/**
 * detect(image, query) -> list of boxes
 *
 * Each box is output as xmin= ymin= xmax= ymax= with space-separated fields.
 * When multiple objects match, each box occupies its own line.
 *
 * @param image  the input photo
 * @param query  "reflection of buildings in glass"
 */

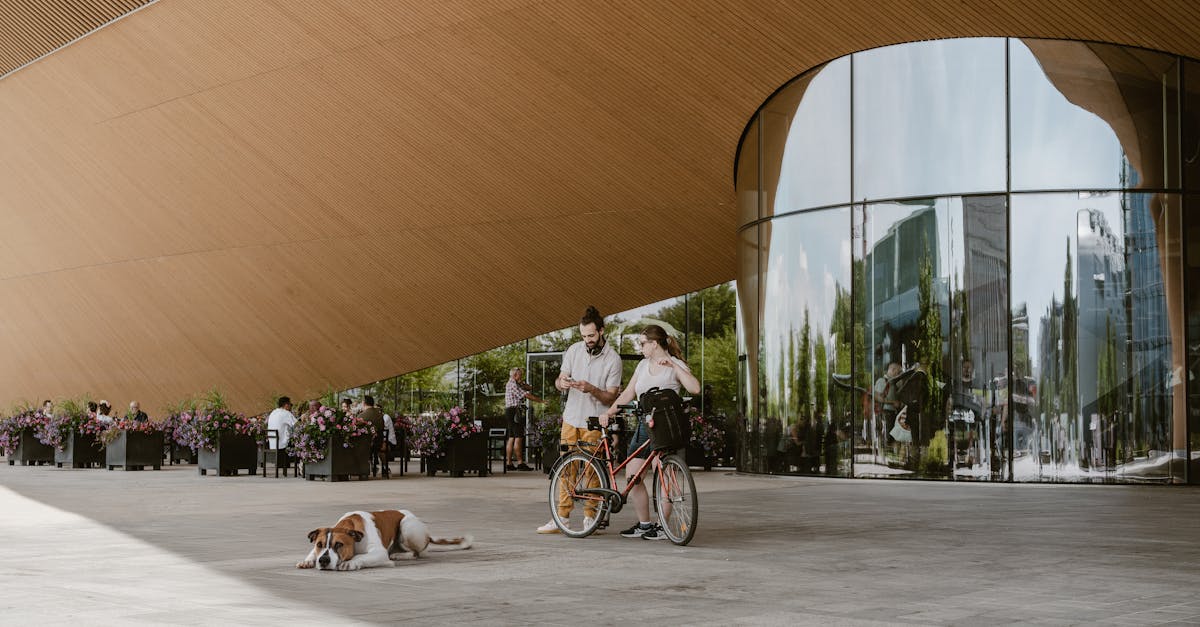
xmin=1076 ymin=207 xmax=1127 ymax=418
xmin=961 ymin=196 xmax=1008 ymax=383
xmin=1123 ymin=192 xmax=1173 ymax=454
xmin=1076 ymin=207 xmax=1127 ymax=470
xmin=864 ymin=204 xmax=944 ymax=367
xmin=1037 ymin=299 xmax=1066 ymax=465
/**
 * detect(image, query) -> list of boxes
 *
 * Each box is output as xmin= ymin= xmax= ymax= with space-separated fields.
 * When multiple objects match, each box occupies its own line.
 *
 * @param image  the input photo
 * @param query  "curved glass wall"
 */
xmin=738 ymin=38 xmax=1198 ymax=483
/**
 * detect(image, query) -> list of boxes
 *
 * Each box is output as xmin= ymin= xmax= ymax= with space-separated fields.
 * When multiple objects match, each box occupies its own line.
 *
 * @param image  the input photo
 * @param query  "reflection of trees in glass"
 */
xmin=1061 ymin=239 xmax=1079 ymax=424
xmin=829 ymin=282 xmax=856 ymax=426
xmin=917 ymin=238 xmax=944 ymax=413
xmin=814 ymin=336 xmax=828 ymax=422
xmin=798 ymin=310 xmax=812 ymax=421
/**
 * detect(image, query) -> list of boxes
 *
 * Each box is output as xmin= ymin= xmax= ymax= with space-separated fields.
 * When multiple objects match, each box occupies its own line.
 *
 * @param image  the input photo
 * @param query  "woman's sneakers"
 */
xmin=619 ymin=522 xmax=657 ymax=538
xmin=640 ymin=524 xmax=668 ymax=540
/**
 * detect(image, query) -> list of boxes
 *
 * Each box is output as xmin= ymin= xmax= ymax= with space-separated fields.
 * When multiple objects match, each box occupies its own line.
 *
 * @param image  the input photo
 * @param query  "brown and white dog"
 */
xmin=297 ymin=509 xmax=472 ymax=571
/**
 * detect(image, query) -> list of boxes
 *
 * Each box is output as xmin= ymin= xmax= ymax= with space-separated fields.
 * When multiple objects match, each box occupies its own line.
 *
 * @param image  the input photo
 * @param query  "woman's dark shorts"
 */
xmin=627 ymin=421 xmax=652 ymax=459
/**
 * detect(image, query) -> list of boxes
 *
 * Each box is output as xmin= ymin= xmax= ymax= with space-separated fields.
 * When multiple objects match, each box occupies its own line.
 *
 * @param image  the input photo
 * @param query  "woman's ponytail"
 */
xmin=666 ymin=336 xmax=683 ymax=359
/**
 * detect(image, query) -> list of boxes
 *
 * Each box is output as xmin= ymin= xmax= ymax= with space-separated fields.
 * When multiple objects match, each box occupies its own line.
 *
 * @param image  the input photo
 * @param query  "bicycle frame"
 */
xmin=567 ymin=421 xmax=665 ymax=512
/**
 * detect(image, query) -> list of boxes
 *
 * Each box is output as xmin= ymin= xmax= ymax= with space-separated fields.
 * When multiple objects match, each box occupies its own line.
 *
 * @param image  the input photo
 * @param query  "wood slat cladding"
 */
xmin=0 ymin=0 xmax=152 ymax=78
xmin=1 ymin=0 xmax=1199 ymax=413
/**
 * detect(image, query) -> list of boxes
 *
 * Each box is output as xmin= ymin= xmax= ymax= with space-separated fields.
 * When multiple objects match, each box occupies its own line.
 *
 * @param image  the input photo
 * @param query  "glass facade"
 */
xmin=737 ymin=38 xmax=1199 ymax=483
xmin=339 ymin=283 xmax=741 ymax=464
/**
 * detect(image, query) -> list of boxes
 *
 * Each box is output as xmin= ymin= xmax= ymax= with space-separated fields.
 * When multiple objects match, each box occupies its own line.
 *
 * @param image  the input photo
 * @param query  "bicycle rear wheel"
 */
xmin=651 ymin=453 xmax=698 ymax=545
xmin=548 ymin=452 xmax=610 ymax=538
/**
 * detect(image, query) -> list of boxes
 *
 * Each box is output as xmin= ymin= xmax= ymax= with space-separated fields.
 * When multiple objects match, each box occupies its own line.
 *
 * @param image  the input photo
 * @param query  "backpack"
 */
xmin=640 ymin=387 xmax=690 ymax=451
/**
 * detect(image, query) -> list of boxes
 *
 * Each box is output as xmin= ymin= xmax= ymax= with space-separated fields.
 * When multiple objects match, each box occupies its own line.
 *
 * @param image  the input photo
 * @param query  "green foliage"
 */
xmin=814 ymin=338 xmax=828 ymax=422
xmin=8 ymin=399 xmax=34 ymax=416
xmin=798 ymin=309 xmax=812 ymax=421
xmin=58 ymin=396 xmax=93 ymax=420
xmin=198 ymin=388 xmax=228 ymax=412
xmin=916 ymin=238 xmax=944 ymax=412
xmin=921 ymin=430 xmax=949 ymax=474
xmin=698 ymin=330 xmax=738 ymax=416
xmin=652 ymin=283 xmax=737 ymax=340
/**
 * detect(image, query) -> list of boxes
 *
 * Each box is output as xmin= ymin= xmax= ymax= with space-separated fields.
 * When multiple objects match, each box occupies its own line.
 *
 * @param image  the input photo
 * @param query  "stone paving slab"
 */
xmin=1 ymin=462 xmax=1198 ymax=625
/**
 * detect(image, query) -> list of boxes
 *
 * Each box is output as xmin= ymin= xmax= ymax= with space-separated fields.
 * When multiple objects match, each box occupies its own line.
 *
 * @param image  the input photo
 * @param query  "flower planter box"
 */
xmin=540 ymin=439 xmax=561 ymax=474
xmin=9 ymin=431 xmax=54 ymax=466
xmin=686 ymin=444 xmax=714 ymax=471
xmin=304 ymin=434 xmax=372 ymax=482
xmin=198 ymin=433 xmax=259 ymax=476
xmin=426 ymin=433 xmax=489 ymax=477
xmin=55 ymin=430 xmax=105 ymax=468
xmin=106 ymin=430 xmax=163 ymax=470
xmin=167 ymin=442 xmax=196 ymax=465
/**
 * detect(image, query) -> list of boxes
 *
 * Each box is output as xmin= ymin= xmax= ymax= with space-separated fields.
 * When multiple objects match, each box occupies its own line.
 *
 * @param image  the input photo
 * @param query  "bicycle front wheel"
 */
xmin=548 ymin=452 xmax=610 ymax=538
xmin=651 ymin=453 xmax=698 ymax=545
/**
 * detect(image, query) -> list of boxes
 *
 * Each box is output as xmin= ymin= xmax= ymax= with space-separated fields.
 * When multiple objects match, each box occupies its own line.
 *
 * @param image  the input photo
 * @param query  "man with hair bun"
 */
xmin=536 ymin=305 xmax=622 ymax=534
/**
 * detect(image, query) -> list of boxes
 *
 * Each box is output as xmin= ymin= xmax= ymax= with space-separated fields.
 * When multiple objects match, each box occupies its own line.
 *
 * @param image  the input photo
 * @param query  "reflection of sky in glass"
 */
xmin=1009 ymin=41 xmax=1125 ymax=190
xmin=1010 ymin=192 xmax=1123 ymax=377
xmin=773 ymin=57 xmax=850 ymax=212
xmin=853 ymin=38 xmax=1006 ymax=200
xmin=761 ymin=208 xmax=850 ymax=397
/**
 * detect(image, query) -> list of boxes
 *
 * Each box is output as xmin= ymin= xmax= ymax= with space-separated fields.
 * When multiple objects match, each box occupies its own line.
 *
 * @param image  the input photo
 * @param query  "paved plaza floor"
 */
xmin=1 ymin=459 xmax=1198 ymax=626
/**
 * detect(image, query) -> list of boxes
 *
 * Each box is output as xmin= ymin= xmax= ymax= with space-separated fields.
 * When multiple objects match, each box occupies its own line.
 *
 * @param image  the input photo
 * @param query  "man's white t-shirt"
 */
xmin=560 ymin=340 xmax=622 ymax=429
xmin=266 ymin=407 xmax=298 ymax=449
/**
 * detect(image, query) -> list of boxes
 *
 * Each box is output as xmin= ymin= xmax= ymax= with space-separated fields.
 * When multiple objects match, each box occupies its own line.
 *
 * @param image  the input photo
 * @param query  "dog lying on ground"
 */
xmin=297 ymin=509 xmax=472 ymax=571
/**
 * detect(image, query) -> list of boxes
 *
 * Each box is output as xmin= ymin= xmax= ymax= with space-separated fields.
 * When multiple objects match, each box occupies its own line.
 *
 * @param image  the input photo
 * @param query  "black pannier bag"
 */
xmin=640 ymin=387 xmax=690 ymax=451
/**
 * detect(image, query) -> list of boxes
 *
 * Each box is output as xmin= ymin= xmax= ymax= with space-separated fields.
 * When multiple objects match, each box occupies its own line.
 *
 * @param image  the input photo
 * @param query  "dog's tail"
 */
xmin=426 ymin=534 xmax=473 ymax=551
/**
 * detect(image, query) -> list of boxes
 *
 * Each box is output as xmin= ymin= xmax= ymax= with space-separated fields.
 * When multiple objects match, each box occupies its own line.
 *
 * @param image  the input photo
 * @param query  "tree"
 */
xmin=916 ymin=238 xmax=944 ymax=420
xmin=798 ymin=309 xmax=812 ymax=421
xmin=814 ymin=336 xmax=828 ymax=423
xmin=654 ymin=282 xmax=737 ymax=344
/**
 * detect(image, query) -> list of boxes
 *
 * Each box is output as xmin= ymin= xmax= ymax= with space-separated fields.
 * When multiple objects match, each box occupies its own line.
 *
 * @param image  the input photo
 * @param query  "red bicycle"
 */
xmin=548 ymin=398 xmax=698 ymax=545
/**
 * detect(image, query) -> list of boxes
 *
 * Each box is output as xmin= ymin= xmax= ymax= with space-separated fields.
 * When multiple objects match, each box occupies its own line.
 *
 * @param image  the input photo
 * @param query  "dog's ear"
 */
xmin=307 ymin=528 xmax=323 ymax=543
xmin=348 ymin=530 xmax=364 ymax=542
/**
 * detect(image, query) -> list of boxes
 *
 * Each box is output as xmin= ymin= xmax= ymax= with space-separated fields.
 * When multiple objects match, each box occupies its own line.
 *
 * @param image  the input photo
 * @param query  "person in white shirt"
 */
xmin=537 ymin=306 xmax=622 ymax=534
xmin=601 ymin=324 xmax=700 ymax=540
xmin=95 ymin=400 xmax=116 ymax=423
xmin=266 ymin=396 xmax=298 ymax=449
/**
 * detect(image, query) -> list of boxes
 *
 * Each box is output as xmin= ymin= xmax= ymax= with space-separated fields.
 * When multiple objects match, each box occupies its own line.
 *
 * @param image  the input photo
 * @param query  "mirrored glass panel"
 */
xmin=1186 ymin=195 xmax=1200 ymax=483
xmin=1010 ymin=192 xmax=1183 ymax=482
xmin=853 ymin=38 xmax=1006 ymax=201
xmin=737 ymin=225 xmax=762 ymax=471
xmin=1010 ymin=40 xmax=1180 ymax=192
xmin=759 ymin=207 xmax=852 ymax=476
xmin=1184 ymin=61 xmax=1200 ymax=191
xmin=857 ymin=196 xmax=1008 ymax=479
xmin=762 ymin=58 xmax=851 ymax=216
xmin=737 ymin=116 xmax=761 ymax=227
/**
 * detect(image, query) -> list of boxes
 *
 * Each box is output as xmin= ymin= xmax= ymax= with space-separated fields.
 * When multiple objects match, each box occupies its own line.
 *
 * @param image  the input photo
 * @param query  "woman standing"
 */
xmin=600 ymin=325 xmax=699 ymax=540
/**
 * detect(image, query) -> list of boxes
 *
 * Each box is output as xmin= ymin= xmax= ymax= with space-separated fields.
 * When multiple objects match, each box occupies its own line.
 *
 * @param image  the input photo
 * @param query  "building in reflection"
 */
xmin=736 ymin=37 xmax=1199 ymax=483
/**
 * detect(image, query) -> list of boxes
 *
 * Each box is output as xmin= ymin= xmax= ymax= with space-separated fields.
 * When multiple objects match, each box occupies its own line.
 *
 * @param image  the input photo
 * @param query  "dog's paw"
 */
xmin=336 ymin=561 xmax=362 ymax=571
xmin=297 ymin=560 xmax=315 ymax=569
xmin=389 ymin=551 xmax=412 ymax=561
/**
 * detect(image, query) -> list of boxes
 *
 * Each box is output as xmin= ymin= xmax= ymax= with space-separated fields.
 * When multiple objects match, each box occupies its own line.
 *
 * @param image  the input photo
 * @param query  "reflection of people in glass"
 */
xmin=947 ymin=358 xmax=983 ymax=468
xmin=872 ymin=362 xmax=902 ymax=460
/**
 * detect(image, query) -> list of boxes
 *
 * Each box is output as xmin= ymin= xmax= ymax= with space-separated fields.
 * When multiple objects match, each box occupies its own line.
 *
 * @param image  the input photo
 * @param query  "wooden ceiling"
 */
xmin=2 ymin=0 xmax=1198 ymax=414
